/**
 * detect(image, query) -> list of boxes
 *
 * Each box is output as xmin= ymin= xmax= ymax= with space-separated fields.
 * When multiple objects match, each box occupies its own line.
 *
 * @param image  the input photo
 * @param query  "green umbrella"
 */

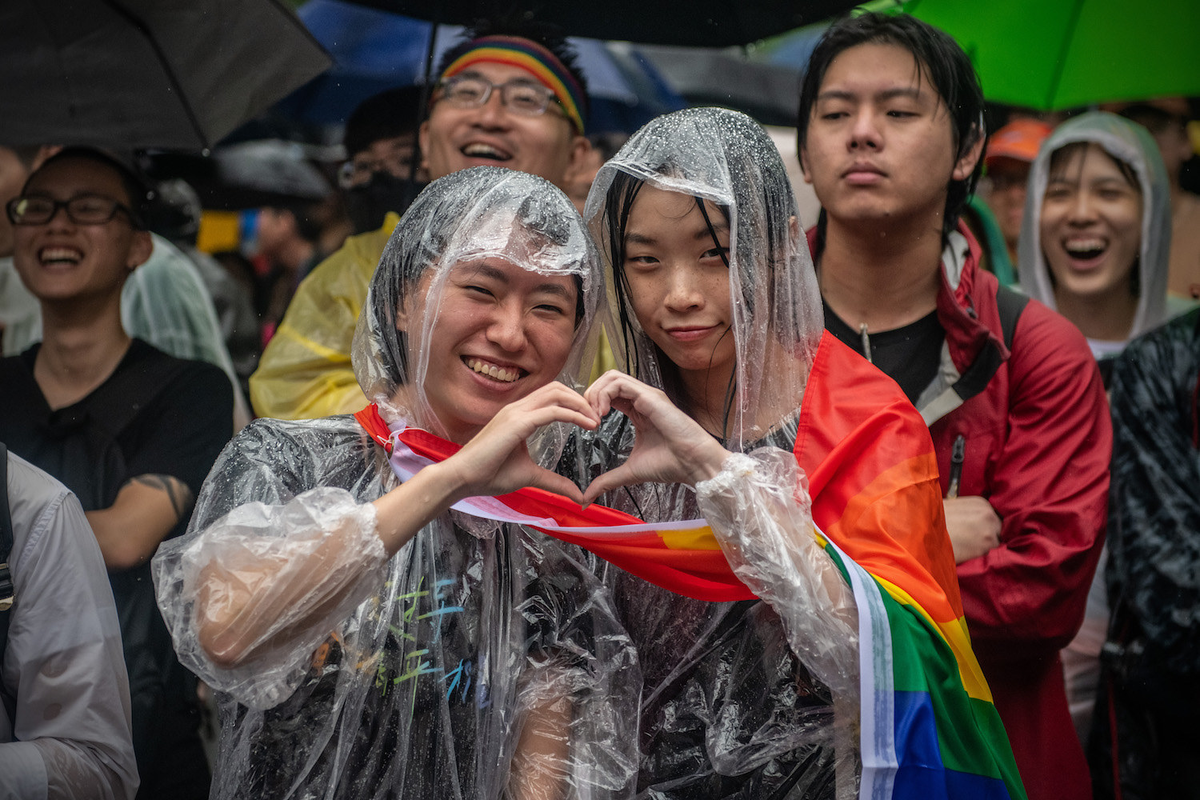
xmin=903 ymin=0 xmax=1200 ymax=110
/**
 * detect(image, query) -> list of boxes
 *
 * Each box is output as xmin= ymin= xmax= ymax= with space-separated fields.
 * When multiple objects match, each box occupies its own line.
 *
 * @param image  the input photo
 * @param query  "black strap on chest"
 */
xmin=0 ymin=442 xmax=14 ymax=674
xmin=948 ymin=284 xmax=1029 ymax=404
xmin=995 ymin=284 xmax=1029 ymax=352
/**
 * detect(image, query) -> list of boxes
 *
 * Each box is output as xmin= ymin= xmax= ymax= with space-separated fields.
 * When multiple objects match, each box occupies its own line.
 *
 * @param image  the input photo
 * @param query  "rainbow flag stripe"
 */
xmin=357 ymin=409 xmax=751 ymax=602
xmin=354 ymin=332 xmax=1025 ymax=799
xmin=794 ymin=334 xmax=1025 ymax=799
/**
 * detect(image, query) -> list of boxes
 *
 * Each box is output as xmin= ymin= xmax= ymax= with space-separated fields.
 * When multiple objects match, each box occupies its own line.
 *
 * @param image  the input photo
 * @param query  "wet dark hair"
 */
xmin=28 ymin=147 xmax=152 ymax=229
xmin=434 ymin=19 xmax=590 ymax=122
xmin=344 ymin=86 xmax=424 ymax=159
xmin=602 ymin=170 xmax=740 ymax=428
xmin=797 ymin=12 xmax=985 ymax=243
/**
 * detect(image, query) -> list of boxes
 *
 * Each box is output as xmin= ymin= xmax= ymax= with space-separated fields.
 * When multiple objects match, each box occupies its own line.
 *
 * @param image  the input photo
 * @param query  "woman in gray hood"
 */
xmin=1018 ymin=110 xmax=1185 ymax=370
xmin=1017 ymin=110 xmax=1194 ymax=753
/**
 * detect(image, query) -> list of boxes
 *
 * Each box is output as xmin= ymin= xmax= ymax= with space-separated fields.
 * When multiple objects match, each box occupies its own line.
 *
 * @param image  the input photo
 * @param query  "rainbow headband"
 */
xmin=441 ymin=35 xmax=586 ymax=134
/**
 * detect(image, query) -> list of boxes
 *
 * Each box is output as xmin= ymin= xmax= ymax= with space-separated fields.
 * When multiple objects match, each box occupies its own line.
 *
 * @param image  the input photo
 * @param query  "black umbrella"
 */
xmin=343 ymin=0 xmax=863 ymax=47
xmin=632 ymin=44 xmax=803 ymax=126
xmin=146 ymin=140 xmax=334 ymax=210
xmin=0 ymin=0 xmax=333 ymax=151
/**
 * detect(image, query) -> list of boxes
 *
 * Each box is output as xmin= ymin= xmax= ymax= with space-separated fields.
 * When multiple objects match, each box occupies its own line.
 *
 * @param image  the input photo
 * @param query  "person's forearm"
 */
xmin=697 ymin=449 xmax=860 ymax=701
xmin=370 ymin=460 xmax=470 ymax=556
xmin=193 ymin=460 xmax=468 ymax=669
xmin=85 ymin=477 xmax=187 ymax=570
xmin=956 ymin=518 xmax=1104 ymax=654
xmin=508 ymin=694 xmax=572 ymax=800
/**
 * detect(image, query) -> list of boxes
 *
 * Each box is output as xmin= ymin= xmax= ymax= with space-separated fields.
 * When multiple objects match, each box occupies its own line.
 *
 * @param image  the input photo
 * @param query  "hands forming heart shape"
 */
xmin=444 ymin=371 xmax=733 ymax=508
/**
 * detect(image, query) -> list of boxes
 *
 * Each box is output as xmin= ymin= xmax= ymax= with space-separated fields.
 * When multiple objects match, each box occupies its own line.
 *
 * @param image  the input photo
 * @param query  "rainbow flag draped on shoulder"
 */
xmin=354 ymin=334 xmax=1025 ymax=800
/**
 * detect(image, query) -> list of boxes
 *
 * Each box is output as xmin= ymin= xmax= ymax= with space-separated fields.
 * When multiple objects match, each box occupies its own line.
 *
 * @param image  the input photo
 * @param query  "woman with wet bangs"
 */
xmin=1019 ymin=111 xmax=1190 ymax=381
xmin=565 ymin=107 xmax=975 ymax=799
xmin=152 ymin=166 xmax=639 ymax=800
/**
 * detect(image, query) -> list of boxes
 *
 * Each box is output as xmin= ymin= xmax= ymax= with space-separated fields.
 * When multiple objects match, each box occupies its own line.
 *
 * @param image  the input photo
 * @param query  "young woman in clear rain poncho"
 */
xmin=151 ymin=166 xmax=640 ymax=800
xmin=567 ymin=108 xmax=970 ymax=799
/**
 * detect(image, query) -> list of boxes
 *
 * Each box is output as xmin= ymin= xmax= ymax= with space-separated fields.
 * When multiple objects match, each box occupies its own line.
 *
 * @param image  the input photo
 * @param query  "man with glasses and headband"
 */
xmin=0 ymin=147 xmax=232 ymax=800
xmin=250 ymin=22 xmax=593 ymax=421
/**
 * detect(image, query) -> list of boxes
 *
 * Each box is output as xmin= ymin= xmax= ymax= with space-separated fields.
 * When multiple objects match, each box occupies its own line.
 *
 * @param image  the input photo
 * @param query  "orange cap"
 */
xmin=985 ymin=119 xmax=1053 ymax=166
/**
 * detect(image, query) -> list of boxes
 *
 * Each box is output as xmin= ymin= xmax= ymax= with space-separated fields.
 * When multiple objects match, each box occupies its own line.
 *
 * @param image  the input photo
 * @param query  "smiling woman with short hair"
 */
xmin=153 ymin=166 xmax=639 ymax=800
xmin=1019 ymin=111 xmax=1179 ymax=372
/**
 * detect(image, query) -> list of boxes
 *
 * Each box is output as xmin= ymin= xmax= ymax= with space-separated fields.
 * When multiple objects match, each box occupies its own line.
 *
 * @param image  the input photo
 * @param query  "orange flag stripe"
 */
xmin=796 ymin=334 xmax=964 ymax=620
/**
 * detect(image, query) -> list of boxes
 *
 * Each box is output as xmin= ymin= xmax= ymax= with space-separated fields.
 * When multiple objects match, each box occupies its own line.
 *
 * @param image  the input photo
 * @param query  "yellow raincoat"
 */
xmin=249 ymin=213 xmax=400 ymax=419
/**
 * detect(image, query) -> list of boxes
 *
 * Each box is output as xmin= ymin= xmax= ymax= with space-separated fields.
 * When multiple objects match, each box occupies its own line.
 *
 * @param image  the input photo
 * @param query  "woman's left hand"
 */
xmin=442 ymin=381 xmax=601 ymax=504
xmin=582 ymin=371 xmax=732 ymax=505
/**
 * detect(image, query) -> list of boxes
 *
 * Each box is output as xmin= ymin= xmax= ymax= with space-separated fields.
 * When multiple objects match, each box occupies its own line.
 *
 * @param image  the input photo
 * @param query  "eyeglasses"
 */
xmin=337 ymin=145 xmax=417 ymax=189
xmin=6 ymin=194 xmax=138 ymax=227
xmin=435 ymin=75 xmax=561 ymax=118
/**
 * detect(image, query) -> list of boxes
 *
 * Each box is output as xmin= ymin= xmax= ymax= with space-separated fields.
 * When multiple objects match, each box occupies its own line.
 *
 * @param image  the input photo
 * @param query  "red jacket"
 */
xmin=813 ymin=224 xmax=1111 ymax=800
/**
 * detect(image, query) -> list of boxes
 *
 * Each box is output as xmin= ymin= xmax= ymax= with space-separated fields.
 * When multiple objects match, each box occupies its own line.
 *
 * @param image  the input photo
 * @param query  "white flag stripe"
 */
xmin=388 ymin=437 xmax=713 ymax=538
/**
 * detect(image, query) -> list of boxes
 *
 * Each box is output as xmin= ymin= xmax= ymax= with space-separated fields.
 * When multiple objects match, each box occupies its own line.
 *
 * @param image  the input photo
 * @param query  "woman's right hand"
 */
xmin=581 ymin=371 xmax=732 ymax=505
xmin=372 ymin=382 xmax=597 ymax=555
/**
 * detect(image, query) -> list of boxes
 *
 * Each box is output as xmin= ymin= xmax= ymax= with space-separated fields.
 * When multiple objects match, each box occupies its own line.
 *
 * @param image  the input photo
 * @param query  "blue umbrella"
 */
xmin=278 ymin=0 xmax=685 ymax=134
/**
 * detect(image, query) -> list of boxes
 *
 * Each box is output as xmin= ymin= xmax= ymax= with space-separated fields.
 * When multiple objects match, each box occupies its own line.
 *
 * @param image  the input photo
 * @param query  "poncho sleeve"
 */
xmin=696 ymin=449 xmax=860 ymax=701
xmin=152 ymin=419 xmax=389 ymax=710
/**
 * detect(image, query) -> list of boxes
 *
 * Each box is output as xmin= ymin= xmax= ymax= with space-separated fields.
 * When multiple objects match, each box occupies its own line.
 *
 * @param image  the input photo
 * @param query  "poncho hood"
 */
xmin=1018 ymin=111 xmax=1172 ymax=342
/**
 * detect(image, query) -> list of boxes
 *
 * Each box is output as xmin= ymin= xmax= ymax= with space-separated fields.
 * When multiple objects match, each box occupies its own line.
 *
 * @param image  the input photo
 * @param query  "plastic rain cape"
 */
xmin=152 ymin=167 xmax=638 ymax=800
xmin=571 ymin=108 xmax=1025 ymax=800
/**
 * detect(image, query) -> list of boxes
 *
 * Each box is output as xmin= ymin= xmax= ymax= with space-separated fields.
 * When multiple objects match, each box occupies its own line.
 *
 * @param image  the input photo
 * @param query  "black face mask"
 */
xmin=344 ymin=171 xmax=426 ymax=234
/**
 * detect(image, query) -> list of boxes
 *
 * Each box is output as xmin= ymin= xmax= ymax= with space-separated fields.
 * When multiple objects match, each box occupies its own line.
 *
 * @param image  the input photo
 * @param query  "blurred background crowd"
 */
xmin=4 ymin=0 xmax=1196 ymax=383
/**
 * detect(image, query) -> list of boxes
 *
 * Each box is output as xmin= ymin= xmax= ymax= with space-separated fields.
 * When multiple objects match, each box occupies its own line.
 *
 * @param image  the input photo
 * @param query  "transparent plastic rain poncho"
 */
xmin=152 ymin=167 xmax=638 ymax=800
xmin=568 ymin=108 xmax=861 ymax=798
xmin=1018 ymin=111 xmax=1173 ymax=345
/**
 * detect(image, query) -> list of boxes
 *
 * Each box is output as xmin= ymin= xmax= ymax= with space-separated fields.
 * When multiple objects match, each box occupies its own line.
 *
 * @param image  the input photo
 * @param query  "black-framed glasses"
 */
xmin=6 ymin=194 xmax=138 ymax=227
xmin=435 ymin=75 xmax=560 ymax=117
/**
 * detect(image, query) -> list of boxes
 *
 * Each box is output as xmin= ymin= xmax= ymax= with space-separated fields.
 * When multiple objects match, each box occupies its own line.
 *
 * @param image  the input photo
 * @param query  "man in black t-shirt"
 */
xmin=0 ymin=147 xmax=232 ymax=799
xmin=796 ymin=14 xmax=1110 ymax=799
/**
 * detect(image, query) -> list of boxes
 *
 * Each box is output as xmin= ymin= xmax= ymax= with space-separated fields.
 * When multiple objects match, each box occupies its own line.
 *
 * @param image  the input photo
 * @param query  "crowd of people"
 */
xmin=1 ymin=10 xmax=1197 ymax=800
